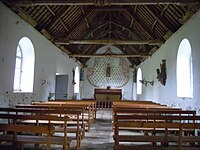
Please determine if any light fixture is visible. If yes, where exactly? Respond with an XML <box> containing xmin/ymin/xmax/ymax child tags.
<box><xmin>139</xmin><ymin>80</ymin><xmax>154</xmax><ymax>86</ymax></box>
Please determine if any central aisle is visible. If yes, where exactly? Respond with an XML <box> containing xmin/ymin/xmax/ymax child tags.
<box><xmin>77</xmin><ymin>110</ymin><xmax>114</xmax><ymax>150</ymax></box>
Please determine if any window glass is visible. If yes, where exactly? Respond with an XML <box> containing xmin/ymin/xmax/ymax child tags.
<box><xmin>13</xmin><ymin>37</ymin><xmax>35</xmax><ymax>92</ymax></box>
<box><xmin>74</xmin><ymin>67</ymin><xmax>80</xmax><ymax>93</ymax></box>
<box><xmin>177</xmin><ymin>38</ymin><xmax>193</xmax><ymax>98</ymax></box>
<box><xmin>137</xmin><ymin>68</ymin><xmax>142</xmax><ymax>95</ymax></box>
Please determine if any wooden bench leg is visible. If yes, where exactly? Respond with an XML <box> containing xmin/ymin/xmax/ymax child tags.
<box><xmin>12</xmin><ymin>141</ymin><xmax>17</xmax><ymax>150</ymax></box>
<box><xmin>67</xmin><ymin>143</ymin><xmax>70</xmax><ymax>150</ymax></box>
<box><xmin>20</xmin><ymin>144</ymin><xmax>24</xmax><ymax>150</ymax></box>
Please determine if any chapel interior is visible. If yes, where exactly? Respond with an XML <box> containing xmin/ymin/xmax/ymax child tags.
<box><xmin>1</xmin><ymin>0</ymin><xmax>200</xmax><ymax>150</ymax></box>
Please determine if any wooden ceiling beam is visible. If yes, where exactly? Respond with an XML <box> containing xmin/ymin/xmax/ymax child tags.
<box><xmin>39</xmin><ymin>6</ymin><xmax>69</xmax><ymax>31</ymax></box>
<box><xmin>112</xmin><ymin>32</ymin><xmax>139</xmax><ymax>65</ymax></box>
<box><xmin>116</xmin><ymin>11</ymin><xmax>156</xmax><ymax>55</ymax></box>
<box><xmin>145</xmin><ymin>5</ymin><xmax>176</xmax><ymax>33</ymax></box>
<box><xmin>126</xmin><ymin>7</ymin><xmax>157</xmax><ymax>39</ymax></box>
<box><xmin>71</xmin><ymin>13</ymin><xmax>109</xmax><ymax>39</ymax></box>
<box><xmin>12</xmin><ymin>7</ymin><xmax>37</xmax><ymax>27</ymax></box>
<box><xmin>55</xmin><ymin>39</ymin><xmax>164</xmax><ymax>46</ymax></box>
<box><xmin>69</xmin><ymin>54</ymin><xmax>149</xmax><ymax>58</ymax></box>
<box><xmin>7</xmin><ymin>0</ymin><xmax>200</xmax><ymax>6</ymax></box>
<box><xmin>114</xmin><ymin>31</ymin><xmax>145</xmax><ymax>65</ymax></box>
<box><xmin>112</xmin><ymin>31</ymin><xmax>138</xmax><ymax>53</ymax></box>
<box><xmin>111</xmin><ymin>12</ymin><xmax>144</xmax><ymax>40</ymax></box>
<box><xmin>63</xmin><ymin>7</ymin><xmax>94</xmax><ymax>38</ymax></box>
<box><xmin>70</xmin><ymin>21</ymin><xmax>109</xmax><ymax>53</ymax></box>
<box><xmin>81</xmin><ymin>45</ymin><xmax>101</xmax><ymax>65</ymax></box>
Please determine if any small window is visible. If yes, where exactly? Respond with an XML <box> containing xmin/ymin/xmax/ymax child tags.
<box><xmin>74</xmin><ymin>67</ymin><xmax>80</xmax><ymax>93</ymax></box>
<box><xmin>13</xmin><ymin>37</ymin><xmax>35</xmax><ymax>92</ymax></box>
<box><xmin>137</xmin><ymin>68</ymin><xmax>142</xmax><ymax>95</ymax></box>
<box><xmin>176</xmin><ymin>38</ymin><xmax>193</xmax><ymax>98</ymax></box>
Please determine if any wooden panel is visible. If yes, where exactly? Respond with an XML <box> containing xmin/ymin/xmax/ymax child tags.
<box><xmin>94</xmin><ymin>88</ymin><xmax>122</xmax><ymax>101</ymax></box>
<box><xmin>94</xmin><ymin>88</ymin><xmax>122</xmax><ymax>109</ymax></box>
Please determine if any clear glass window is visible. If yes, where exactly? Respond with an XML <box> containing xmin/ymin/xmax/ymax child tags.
<box><xmin>137</xmin><ymin>68</ymin><xmax>142</xmax><ymax>95</ymax></box>
<box><xmin>177</xmin><ymin>38</ymin><xmax>193</xmax><ymax>98</ymax></box>
<box><xmin>13</xmin><ymin>37</ymin><xmax>35</xmax><ymax>92</ymax></box>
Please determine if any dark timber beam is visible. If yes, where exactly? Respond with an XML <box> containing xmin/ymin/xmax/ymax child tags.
<box><xmin>69</xmin><ymin>54</ymin><xmax>149</xmax><ymax>58</ymax></box>
<box><xmin>63</xmin><ymin>7</ymin><xmax>95</xmax><ymax>38</ymax></box>
<box><xmin>55</xmin><ymin>39</ymin><xmax>164</xmax><ymax>46</ymax></box>
<box><xmin>42</xmin><ymin>6</ymin><xmax>69</xmax><ymax>31</ymax></box>
<box><xmin>144</xmin><ymin>5</ymin><xmax>176</xmax><ymax>33</ymax></box>
<box><xmin>112</xmin><ymin>33</ymin><xmax>139</xmax><ymax>65</ymax></box>
<box><xmin>125</xmin><ymin>7</ymin><xmax>157</xmax><ymax>39</ymax></box>
<box><xmin>5</xmin><ymin>0</ymin><xmax>200</xmax><ymax>6</ymax></box>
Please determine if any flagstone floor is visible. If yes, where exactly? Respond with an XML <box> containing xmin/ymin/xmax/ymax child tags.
<box><xmin>77</xmin><ymin>110</ymin><xmax>114</xmax><ymax>150</ymax></box>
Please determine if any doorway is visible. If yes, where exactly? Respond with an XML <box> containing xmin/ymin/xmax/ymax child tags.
<box><xmin>55</xmin><ymin>75</ymin><xmax>69</xmax><ymax>99</ymax></box>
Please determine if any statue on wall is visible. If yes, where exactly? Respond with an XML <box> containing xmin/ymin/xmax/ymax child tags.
<box><xmin>156</xmin><ymin>59</ymin><xmax>167</xmax><ymax>86</ymax></box>
<box><xmin>80</xmin><ymin>67</ymin><xmax>84</xmax><ymax>81</ymax></box>
<box><xmin>106</xmin><ymin>64</ymin><xmax>111</xmax><ymax>77</ymax></box>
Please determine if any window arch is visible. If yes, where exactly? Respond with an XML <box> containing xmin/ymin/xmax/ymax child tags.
<box><xmin>137</xmin><ymin>68</ymin><xmax>142</xmax><ymax>95</ymax></box>
<box><xmin>13</xmin><ymin>37</ymin><xmax>35</xmax><ymax>92</ymax></box>
<box><xmin>177</xmin><ymin>38</ymin><xmax>193</xmax><ymax>98</ymax></box>
<box><xmin>74</xmin><ymin>67</ymin><xmax>80</xmax><ymax>94</ymax></box>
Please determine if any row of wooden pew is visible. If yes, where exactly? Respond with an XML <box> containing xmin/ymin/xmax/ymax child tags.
<box><xmin>0</xmin><ymin>99</ymin><xmax>97</xmax><ymax>150</ymax></box>
<box><xmin>112</xmin><ymin>100</ymin><xmax>200</xmax><ymax>150</ymax></box>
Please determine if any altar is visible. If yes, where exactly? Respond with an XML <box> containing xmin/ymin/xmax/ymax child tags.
<box><xmin>94</xmin><ymin>88</ymin><xmax>122</xmax><ymax>109</ymax></box>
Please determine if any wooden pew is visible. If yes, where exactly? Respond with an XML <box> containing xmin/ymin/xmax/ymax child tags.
<box><xmin>49</xmin><ymin>99</ymin><xmax>97</xmax><ymax>122</ymax></box>
<box><xmin>31</xmin><ymin>100</ymin><xmax>96</xmax><ymax>131</ymax></box>
<box><xmin>16</xmin><ymin>103</ymin><xmax>87</xmax><ymax>131</ymax></box>
<box><xmin>112</xmin><ymin>101</ymin><xmax>198</xmax><ymax>150</ymax></box>
<box><xmin>112</xmin><ymin>101</ymin><xmax>169</xmax><ymax>109</ymax></box>
<box><xmin>0</xmin><ymin>123</ymin><xmax>54</xmax><ymax>150</ymax></box>
<box><xmin>0</xmin><ymin>113</ymin><xmax>71</xmax><ymax>150</ymax></box>
<box><xmin>114</xmin><ymin>114</ymin><xmax>200</xmax><ymax>150</ymax></box>
<box><xmin>13</xmin><ymin>105</ymin><xmax>84</xmax><ymax>150</ymax></box>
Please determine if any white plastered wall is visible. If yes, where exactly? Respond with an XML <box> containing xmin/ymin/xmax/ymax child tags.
<box><xmin>137</xmin><ymin>9</ymin><xmax>200</xmax><ymax>112</ymax></box>
<box><xmin>0</xmin><ymin>2</ymin><xmax>79</xmax><ymax>107</ymax></box>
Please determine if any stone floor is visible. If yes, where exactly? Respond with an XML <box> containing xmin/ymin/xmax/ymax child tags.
<box><xmin>0</xmin><ymin>110</ymin><xmax>114</xmax><ymax>150</ymax></box>
<box><xmin>77</xmin><ymin>110</ymin><xmax>114</xmax><ymax>150</ymax></box>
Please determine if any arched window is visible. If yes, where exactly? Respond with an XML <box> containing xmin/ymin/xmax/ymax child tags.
<box><xmin>74</xmin><ymin>67</ymin><xmax>80</xmax><ymax>93</ymax></box>
<box><xmin>13</xmin><ymin>37</ymin><xmax>35</xmax><ymax>92</ymax></box>
<box><xmin>137</xmin><ymin>68</ymin><xmax>142</xmax><ymax>95</ymax></box>
<box><xmin>177</xmin><ymin>38</ymin><xmax>193</xmax><ymax>98</ymax></box>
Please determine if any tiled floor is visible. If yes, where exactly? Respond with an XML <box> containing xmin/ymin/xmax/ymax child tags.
<box><xmin>0</xmin><ymin>110</ymin><xmax>114</xmax><ymax>150</ymax></box>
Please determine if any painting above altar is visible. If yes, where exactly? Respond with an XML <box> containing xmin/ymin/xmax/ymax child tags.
<box><xmin>87</xmin><ymin>57</ymin><xmax>129</xmax><ymax>88</ymax></box>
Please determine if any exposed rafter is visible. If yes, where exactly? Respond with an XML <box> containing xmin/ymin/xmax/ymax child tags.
<box><xmin>69</xmin><ymin>54</ymin><xmax>149</xmax><ymax>58</ymax></box>
<box><xmin>55</xmin><ymin>39</ymin><xmax>164</xmax><ymax>46</ymax></box>
<box><xmin>41</xmin><ymin>6</ymin><xmax>69</xmax><ymax>31</ymax></box>
<box><xmin>125</xmin><ymin>7</ymin><xmax>158</xmax><ymax>39</ymax></box>
<box><xmin>13</xmin><ymin>7</ymin><xmax>37</xmax><ymax>27</ymax></box>
<box><xmin>63</xmin><ymin>7</ymin><xmax>95</xmax><ymax>38</ymax></box>
<box><xmin>2</xmin><ymin>0</ymin><xmax>199</xmax><ymax>67</ymax></box>
<box><xmin>145</xmin><ymin>5</ymin><xmax>176</xmax><ymax>33</ymax></box>
<box><xmin>5</xmin><ymin>0</ymin><xmax>200</xmax><ymax>6</ymax></box>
